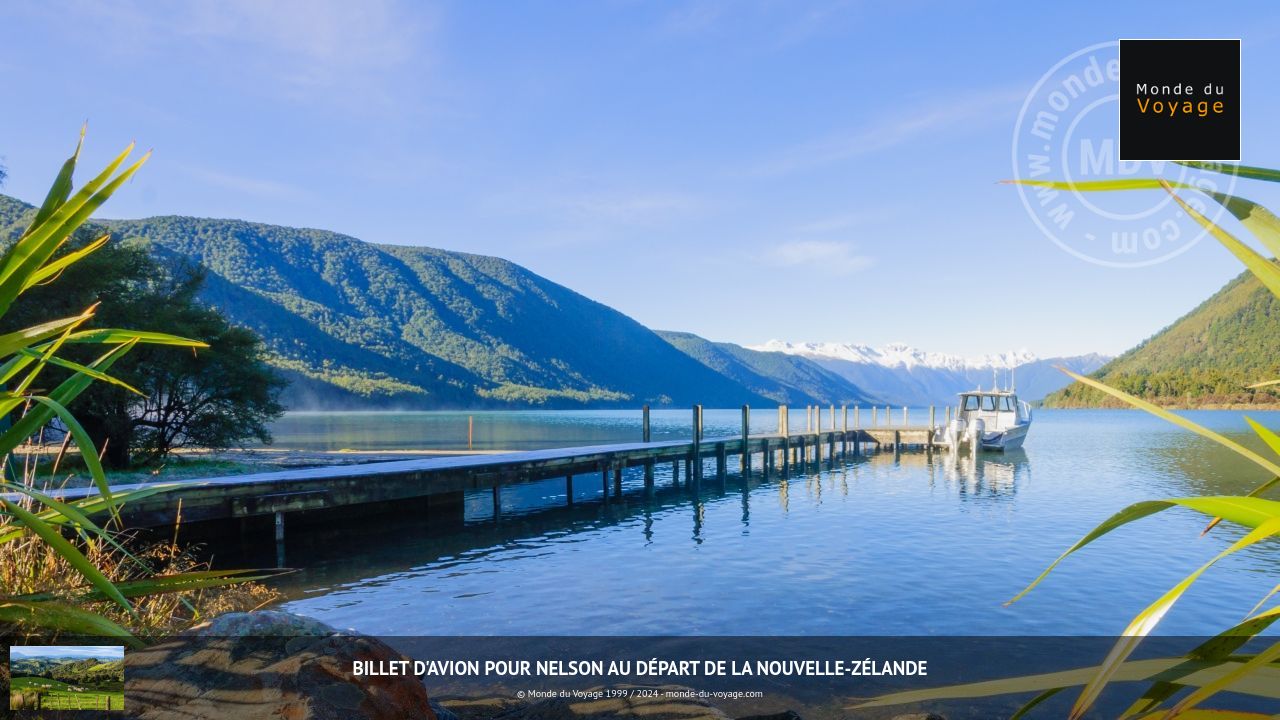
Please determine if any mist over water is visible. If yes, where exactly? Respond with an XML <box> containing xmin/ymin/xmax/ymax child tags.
<box><xmin>253</xmin><ymin>409</ymin><xmax>1280</xmax><ymax>636</ymax></box>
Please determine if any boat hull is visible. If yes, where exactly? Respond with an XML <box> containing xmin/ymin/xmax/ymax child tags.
<box><xmin>979</xmin><ymin>421</ymin><xmax>1030</xmax><ymax>451</ymax></box>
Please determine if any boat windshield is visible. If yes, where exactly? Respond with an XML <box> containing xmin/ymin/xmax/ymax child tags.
<box><xmin>962</xmin><ymin>394</ymin><xmax>1018</xmax><ymax>412</ymax></box>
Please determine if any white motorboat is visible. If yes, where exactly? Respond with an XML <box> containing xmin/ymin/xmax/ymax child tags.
<box><xmin>940</xmin><ymin>387</ymin><xmax>1032</xmax><ymax>452</ymax></box>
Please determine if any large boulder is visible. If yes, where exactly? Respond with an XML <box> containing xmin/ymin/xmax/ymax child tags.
<box><xmin>125</xmin><ymin>610</ymin><xmax>434</xmax><ymax>720</ymax></box>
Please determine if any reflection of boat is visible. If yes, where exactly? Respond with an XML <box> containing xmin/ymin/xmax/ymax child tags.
<box><xmin>940</xmin><ymin>388</ymin><xmax>1032</xmax><ymax>452</ymax></box>
<box><xmin>943</xmin><ymin>448</ymin><xmax>1029</xmax><ymax>499</ymax></box>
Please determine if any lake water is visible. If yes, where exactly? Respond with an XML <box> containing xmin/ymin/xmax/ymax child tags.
<box><xmin>257</xmin><ymin>409</ymin><xmax>1280</xmax><ymax>637</ymax></box>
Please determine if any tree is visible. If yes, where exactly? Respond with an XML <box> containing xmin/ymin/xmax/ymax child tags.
<box><xmin>4</xmin><ymin>230</ymin><xmax>285</xmax><ymax>467</ymax></box>
<box><xmin>83</xmin><ymin>262</ymin><xmax>286</xmax><ymax>465</ymax></box>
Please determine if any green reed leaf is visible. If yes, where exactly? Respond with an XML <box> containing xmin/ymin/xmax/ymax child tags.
<box><xmin>0</xmin><ymin>496</ymin><xmax>134</xmax><ymax>614</ymax></box>
<box><xmin>1174</xmin><ymin>161</ymin><xmax>1280</xmax><ymax>183</ymax></box>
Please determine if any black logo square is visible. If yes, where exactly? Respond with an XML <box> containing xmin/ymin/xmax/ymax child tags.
<box><xmin>1119</xmin><ymin>39</ymin><xmax>1240</xmax><ymax>161</ymax></box>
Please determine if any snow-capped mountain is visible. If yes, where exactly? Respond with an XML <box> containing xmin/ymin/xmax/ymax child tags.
<box><xmin>748</xmin><ymin>341</ymin><xmax>1108</xmax><ymax>406</ymax></box>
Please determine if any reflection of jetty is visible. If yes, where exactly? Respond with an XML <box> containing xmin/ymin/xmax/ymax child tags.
<box><xmin>45</xmin><ymin>404</ymin><xmax>947</xmax><ymax>538</ymax></box>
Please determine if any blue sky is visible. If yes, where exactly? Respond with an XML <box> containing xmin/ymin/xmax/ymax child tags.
<box><xmin>3</xmin><ymin>1</ymin><xmax>1280</xmax><ymax>357</ymax></box>
<box><xmin>11</xmin><ymin>645</ymin><xmax>124</xmax><ymax>661</ymax></box>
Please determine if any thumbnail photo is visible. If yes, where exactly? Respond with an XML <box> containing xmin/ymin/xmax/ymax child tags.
<box><xmin>7</xmin><ymin>646</ymin><xmax>124</xmax><ymax>712</ymax></box>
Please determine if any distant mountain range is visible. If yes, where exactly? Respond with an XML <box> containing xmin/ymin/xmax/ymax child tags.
<box><xmin>750</xmin><ymin>341</ymin><xmax>1109</xmax><ymax>406</ymax></box>
<box><xmin>656</xmin><ymin>331</ymin><xmax>874</xmax><ymax>406</ymax></box>
<box><xmin>1045</xmin><ymin>265</ymin><xmax>1280</xmax><ymax>407</ymax></box>
<box><xmin>0</xmin><ymin>193</ymin><xmax>1103</xmax><ymax>409</ymax></box>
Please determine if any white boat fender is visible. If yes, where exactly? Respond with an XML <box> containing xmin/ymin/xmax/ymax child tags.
<box><xmin>968</xmin><ymin>417</ymin><xmax>985</xmax><ymax>444</ymax></box>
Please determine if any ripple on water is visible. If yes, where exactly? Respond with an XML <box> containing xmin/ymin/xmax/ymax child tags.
<box><xmin>273</xmin><ymin>409</ymin><xmax>1280</xmax><ymax>636</ymax></box>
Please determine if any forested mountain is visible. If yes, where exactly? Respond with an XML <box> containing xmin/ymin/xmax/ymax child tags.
<box><xmin>1044</xmin><ymin>265</ymin><xmax>1280</xmax><ymax>407</ymax></box>
<box><xmin>656</xmin><ymin>331</ymin><xmax>877</xmax><ymax>405</ymax></box>
<box><xmin>1</xmin><ymin>194</ymin><xmax>776</xmax><ymax>409</ymax></box>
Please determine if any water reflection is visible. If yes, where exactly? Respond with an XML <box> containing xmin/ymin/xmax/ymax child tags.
<box><xmin>259</xmin><ymin>448</ymin><xmax>1030</xmax><ymax>606</ymax></box>
<box><xmin>244</xmin><ymin>409</ymin><xmax>1280</xmax><ymax>636</ymax></box>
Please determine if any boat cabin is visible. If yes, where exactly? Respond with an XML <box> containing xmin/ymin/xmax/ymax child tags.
<box><xmin>957</xmin><ymin>390</ymin><xmax>1026</xmax><ymax>430</ymax></box>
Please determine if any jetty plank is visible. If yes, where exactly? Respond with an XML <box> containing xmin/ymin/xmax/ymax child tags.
<box><xmin>26</xmin><ymin>419</ymin><xmax>943</xmax><ymax>529</ymax></box>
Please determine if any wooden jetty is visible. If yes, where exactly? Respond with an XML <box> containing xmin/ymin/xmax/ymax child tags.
<box><xmin>37</xmin><ymin>404</ymin><xmax>946</xmax><ymax>539</ymax></box>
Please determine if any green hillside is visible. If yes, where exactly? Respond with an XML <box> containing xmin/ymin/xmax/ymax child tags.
<box><xmin>657</xmin><ymin>330</ymin><xmax>877</xmax><ymax>405</ymax></box>
<box><xmin>0</xmin><ymin>194</ymin><xmax>788</xmax><ymax>409</ymax></box>
<box><xmin>1044</xmin><ymin>266</ymin><xmax>1280</xmax><ymax>407</ymax></box>
<box><xmin>10</xmin><ymin>656</ymin><xmax>124</xmax><ymax>690</ymax></box>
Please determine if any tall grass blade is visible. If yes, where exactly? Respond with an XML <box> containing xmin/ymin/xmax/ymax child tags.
<box><xmin>0</xmin><ymin>600</ymin><xmax>139</xmax><ymax>647</ymax></box>
<box><xmin>1008</xmin><ymin>495</ymin><xmax>1280</xmax><ymax>605</ymax></box>
<box><xmin>1061</xmin><ymin>368</ymin><xmax>1280</xmax><ymax>486</ymax></box>
<box><xmin>848</xmin><ymin>657</ymin><xmax>1280</xmax><ymax>708</ymax></box>
<box><xmin>24</xmin><ymin>233</ymin><xmax>109</xmax><ymax>289</ymax></box>
<box><xmin>25</xmin><ymin>125</ymin><xmax>84</xmax><ymax>232</ymax></box>
<box><xmin>1174</xmin><ymin>161</ymin><xmax>1280</xmax><ymax>183</ymax></box>
<box><xmin>1164</xmin><ymin>640</ymin><xmax>1280</xmax><ymax>717</ymax></box>
<box><xmin>28</xmin><ymin>395</ymin><xmax>117</xmax><ymax>514</ymax></box>
<box><xmin>21</xmin><ymin>349</ymin><xmax>143</xmax><ymax>395</ymax></box>
<box><xmin>0</xmin><ymin>311</ymin><xmax>95</xmax><ymax>359</ymax></box>
<box><xmin>1069</xmin><ymin>518</ymin><xmax>1280</xmax><ymax>719</ymax></box>
<box><xmin>1160</xmin><ymin>180</ymin><xmax>1280</xmax><ymax>298</ymax></box>
<box><xmin>0</xmin><ymin>497</ymin><xmax>134</xmax><ymax>614</ymax></box>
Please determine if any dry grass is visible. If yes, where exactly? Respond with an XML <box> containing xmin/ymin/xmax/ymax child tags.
<box><xmin>0</xmin><ymin>512</ymin><xmax>280</xmax><ymax>642</ymax></box>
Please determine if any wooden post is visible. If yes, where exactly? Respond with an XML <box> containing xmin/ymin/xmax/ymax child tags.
<box><xmin>614</xmin><ymin>463</ymin><xmax>623</xmax><ymax>498</ymax></box>
<box><xmin>928</xmin><ymin>405</ymin><xmax>937</xmax><ymax>451</ymax></box>
<box><xmin>871</xmin><ymin>406</ymin><xmax>878</xmax><ymax>426</ymax></box>
<box><xmin>716</xmin><ymin>442</ymin><xmax>726</xmax><ymax>480</ymax></box>
<box><xmin>642</xmin><ymin>404</ymin><xmax>651</xmax><ymax>443</ymax></box>
<box><xmin>468</xmin><ymin>415</ymin><xmax>474</xmax><ymax>450</ymax></box>
<box><xmin>854</xmin><ymin>404</ymin><xmax>860</xmax><ymax>428</ymax></box>
<box><xmin>930</xmin><ymin>405</ymin><xmax>936</xmax><ymax>430</ymax></box>
<box><xmin>692</xmin><ymin>404</ymin><xmax>703</xmax><ymax>482</ymax></box>
<box><xmin>947</xmin><ymin>405</ymin><xmax>952</xmax><ymax>424</ymax></box>
<box><xmin>841</xmin><ymin>404</ymin><xmax>849</xmax><ymax>454</ymax></box>
<box><xmin>492</xmin><ymin>484</ymin><xmax>501</xmax><ymax>518</ymax></box>
<box><xmin>566</xmin><ymin>474</ymin><xmax>574</xmax><ymax>505</ymax></box>
<box><xmin>903</xmin><ymin>406</ymin><xmax>908</xmax><ymax>427</ymax></box>
<box><xmin>602</xmin><ymin>466</ymin><xmax>610</xmax><ymax>502</ymax></box>
<box><xmin>885</xmin><ymin>405</ymin><xmax>891</xmax><ymax>426</ymax></box>
<box><xmin>274</xmin><ymin>511</ymin><xmax>285</xmax><ymax>568</ymax></box>
<box><xmin>644</xmin><ymin>461</ymin><xmax>654</xmax><ymax>489</ymax></box>
<box><xmin>741</xmin><ymin>404</ymin><xmax>751</xmax><ymax>472</ymax></box>
<box><xmin>829</xmin><ymin>404</ymin><xmax>835</xmax><ymax>431</ymax></box>
<box><xmin>672</xmin><ymin>459</ymin><xmax>680</xmax><ymax>487</ymax></box>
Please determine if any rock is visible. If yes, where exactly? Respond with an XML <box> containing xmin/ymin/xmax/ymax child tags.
<box><xmin>125</xmin><ymin>610</ymin><xmax>434</xmax><ymax>720</ymax></box>
<box><xmin>440</xmin><ymin>696</ymin><xmax>526</xmax><ymax>720</ymax></box>
<box><xmin>737</xmin><ymin>713</ymin><xmax>802</xmax><ymax>720</ymax></box>
<box><xmin>493</xmin><ymin>685</ymin><xmax>730</xmax><ymax>720</ymax></box>
<box><xmin>432</xmin><ymin>699</ymin><xmax>463</xmax><ymax>720</ymax></box>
